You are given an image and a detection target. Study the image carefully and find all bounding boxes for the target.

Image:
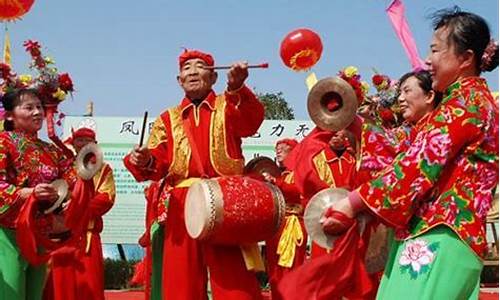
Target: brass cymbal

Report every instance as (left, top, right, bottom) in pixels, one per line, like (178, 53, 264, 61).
(244, 156, 281, 178)
(307, 77, 358, 131)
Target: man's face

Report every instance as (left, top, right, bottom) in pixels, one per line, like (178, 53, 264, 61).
(73, 136, 95, 153)
(177, 58, 217, 100)
(275, 143, 292, 166)
(329, 130, 348, 151)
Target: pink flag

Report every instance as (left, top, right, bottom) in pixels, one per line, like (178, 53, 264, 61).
(386, 0, 425, 70)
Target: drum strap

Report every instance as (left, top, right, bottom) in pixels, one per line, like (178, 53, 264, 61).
(182, 117, 207, 178)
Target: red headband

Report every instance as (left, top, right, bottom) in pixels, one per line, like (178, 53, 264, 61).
(72, 127, 96, 140)
(276, 138, 298, 149)
(179, 49, 214, 69)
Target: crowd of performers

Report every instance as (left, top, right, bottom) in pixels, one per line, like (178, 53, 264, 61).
(0, 7, 498, 300)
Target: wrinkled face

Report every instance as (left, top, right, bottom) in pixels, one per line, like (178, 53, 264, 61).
(73, 136, 96, 153)
(177, 58, 217, 100)
(329, 130, 348, 151)
(275, 143, 292, 166)
(426, 27, 462, 92)
(9, 93, 44, 134)
(398, 76, 434, 123)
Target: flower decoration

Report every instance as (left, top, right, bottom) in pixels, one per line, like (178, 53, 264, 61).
(337, 66, 369, 104)
(371, 72, 397, 108)
(23, 39, 74, 105)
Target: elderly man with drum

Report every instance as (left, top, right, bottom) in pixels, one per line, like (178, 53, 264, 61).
(124, 49, 265, 300)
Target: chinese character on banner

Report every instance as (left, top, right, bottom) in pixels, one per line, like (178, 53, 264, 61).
(120, 120, 139, 135)
(295, 123, 310, 137)
(270, 123, 285, 137)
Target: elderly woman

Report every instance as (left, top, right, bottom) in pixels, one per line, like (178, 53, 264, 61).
(323, 8, 498, 300)
(0, 88, 76, 299)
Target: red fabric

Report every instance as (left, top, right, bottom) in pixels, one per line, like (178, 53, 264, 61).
(130, 259, 147, 287)
(266, 215, 307, 300)
(44, 234, 105, 300)
(124, 87, 264, 182)
(162, 188, 262, 300)
(178, 49, 214, 69)
(277, 220, 374, 300)
(284, 127, 334, 197)
(275, 138, 298, 149)
(72, 127, 96, 140)
(124, 87, 264, 299)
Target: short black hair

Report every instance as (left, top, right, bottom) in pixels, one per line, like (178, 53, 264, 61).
(1, 88, 41, 131)
(398, 70, 442, 107)
(430, 7, 498, 72)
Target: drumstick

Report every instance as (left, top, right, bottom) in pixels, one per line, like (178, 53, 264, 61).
(202, 63, 269, 70)
(139, 111, 148, 147)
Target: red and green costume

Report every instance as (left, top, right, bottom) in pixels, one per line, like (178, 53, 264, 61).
(0, 130, 75, 300)
(356, 77, 498, 299)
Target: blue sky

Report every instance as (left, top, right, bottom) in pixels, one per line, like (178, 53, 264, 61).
(4, 0, 499, 120)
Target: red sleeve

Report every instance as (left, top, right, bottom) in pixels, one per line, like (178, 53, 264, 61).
(89, 164, 116, 218)
(275, 171, 302, 205)
(124, 115, 172, 182)
(0, 136, 23, 219)
(224, 85, 264, 137)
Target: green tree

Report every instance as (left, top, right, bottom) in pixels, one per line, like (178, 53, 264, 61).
(256, 91, 295, 120)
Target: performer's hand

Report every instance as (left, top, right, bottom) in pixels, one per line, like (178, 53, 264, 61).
(129, 145, 152, 168)
(33, 183, 59, 203)
(18, 188, 34, 201)
(227, 61, 249, 91)
(320, 197, 355, 236)
(262, 172, 276, 184)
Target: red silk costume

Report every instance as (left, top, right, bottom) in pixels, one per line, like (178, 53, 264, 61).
(265, 171, 307, 300)
(124, 85, 264, 300)
(44, 162, 115, 300)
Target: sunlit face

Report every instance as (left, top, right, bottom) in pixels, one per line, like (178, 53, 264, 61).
(425, 27, 462, 92)
(275, 143, 292, 166)
(8, 93, 44, 134)
(398, 76, 435, 123)
(73, 136, 96, 153)
(329, 130, 348, 151)
(177, 58, 217, 100)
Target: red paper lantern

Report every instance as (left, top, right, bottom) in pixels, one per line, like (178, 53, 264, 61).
(0, 0, 35, 21)
(280, 28, 323, 71)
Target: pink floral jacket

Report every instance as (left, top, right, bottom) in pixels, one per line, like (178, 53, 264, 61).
(357, 77, 499, 258)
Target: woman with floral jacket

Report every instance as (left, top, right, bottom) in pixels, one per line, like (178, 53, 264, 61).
(322, 8, 499, 299)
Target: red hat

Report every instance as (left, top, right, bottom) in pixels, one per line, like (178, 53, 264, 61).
(178, 49, 214, 69)
(72, 127, 96, 141)
(276, 138, 298, 149)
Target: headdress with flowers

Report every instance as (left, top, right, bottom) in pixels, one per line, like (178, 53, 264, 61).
(23, 40, 74, 106)
(0, 40, 73, 127)
(337, 66, 369, 105)
(371, 72, 397, 108)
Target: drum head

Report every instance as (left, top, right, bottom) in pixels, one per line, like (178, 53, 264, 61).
(244, 156, 281, 178)
(185, 180, 213, 240)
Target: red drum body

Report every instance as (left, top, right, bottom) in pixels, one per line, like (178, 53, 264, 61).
(185, 176, 285, 245)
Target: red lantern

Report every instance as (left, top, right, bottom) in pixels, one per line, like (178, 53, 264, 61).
(0, 0, 35, 21)
(280, 28, 323, 71)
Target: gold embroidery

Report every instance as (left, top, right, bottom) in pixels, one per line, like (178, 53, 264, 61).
(312, 150, 335, 187)
(283, 171, 294, 184)
(93, 163, 116, 202)
(167, 107, 191, 182)
(147, 117, 168, 150)
(210, 95, 244, 175)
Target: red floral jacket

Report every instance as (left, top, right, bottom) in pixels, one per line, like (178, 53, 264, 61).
(357, 77, 499, 258)
(0, 131, 76, 228)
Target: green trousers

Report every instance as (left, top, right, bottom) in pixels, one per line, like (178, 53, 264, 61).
(0, 227, 46, 300)
(150, 222, 164, 300)
(377, 226, 482, 300)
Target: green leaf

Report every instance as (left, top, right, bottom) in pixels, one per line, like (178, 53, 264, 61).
(420, 159, 442, 182)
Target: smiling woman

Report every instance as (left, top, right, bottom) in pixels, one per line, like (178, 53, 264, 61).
(0, 87, 77, 299)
